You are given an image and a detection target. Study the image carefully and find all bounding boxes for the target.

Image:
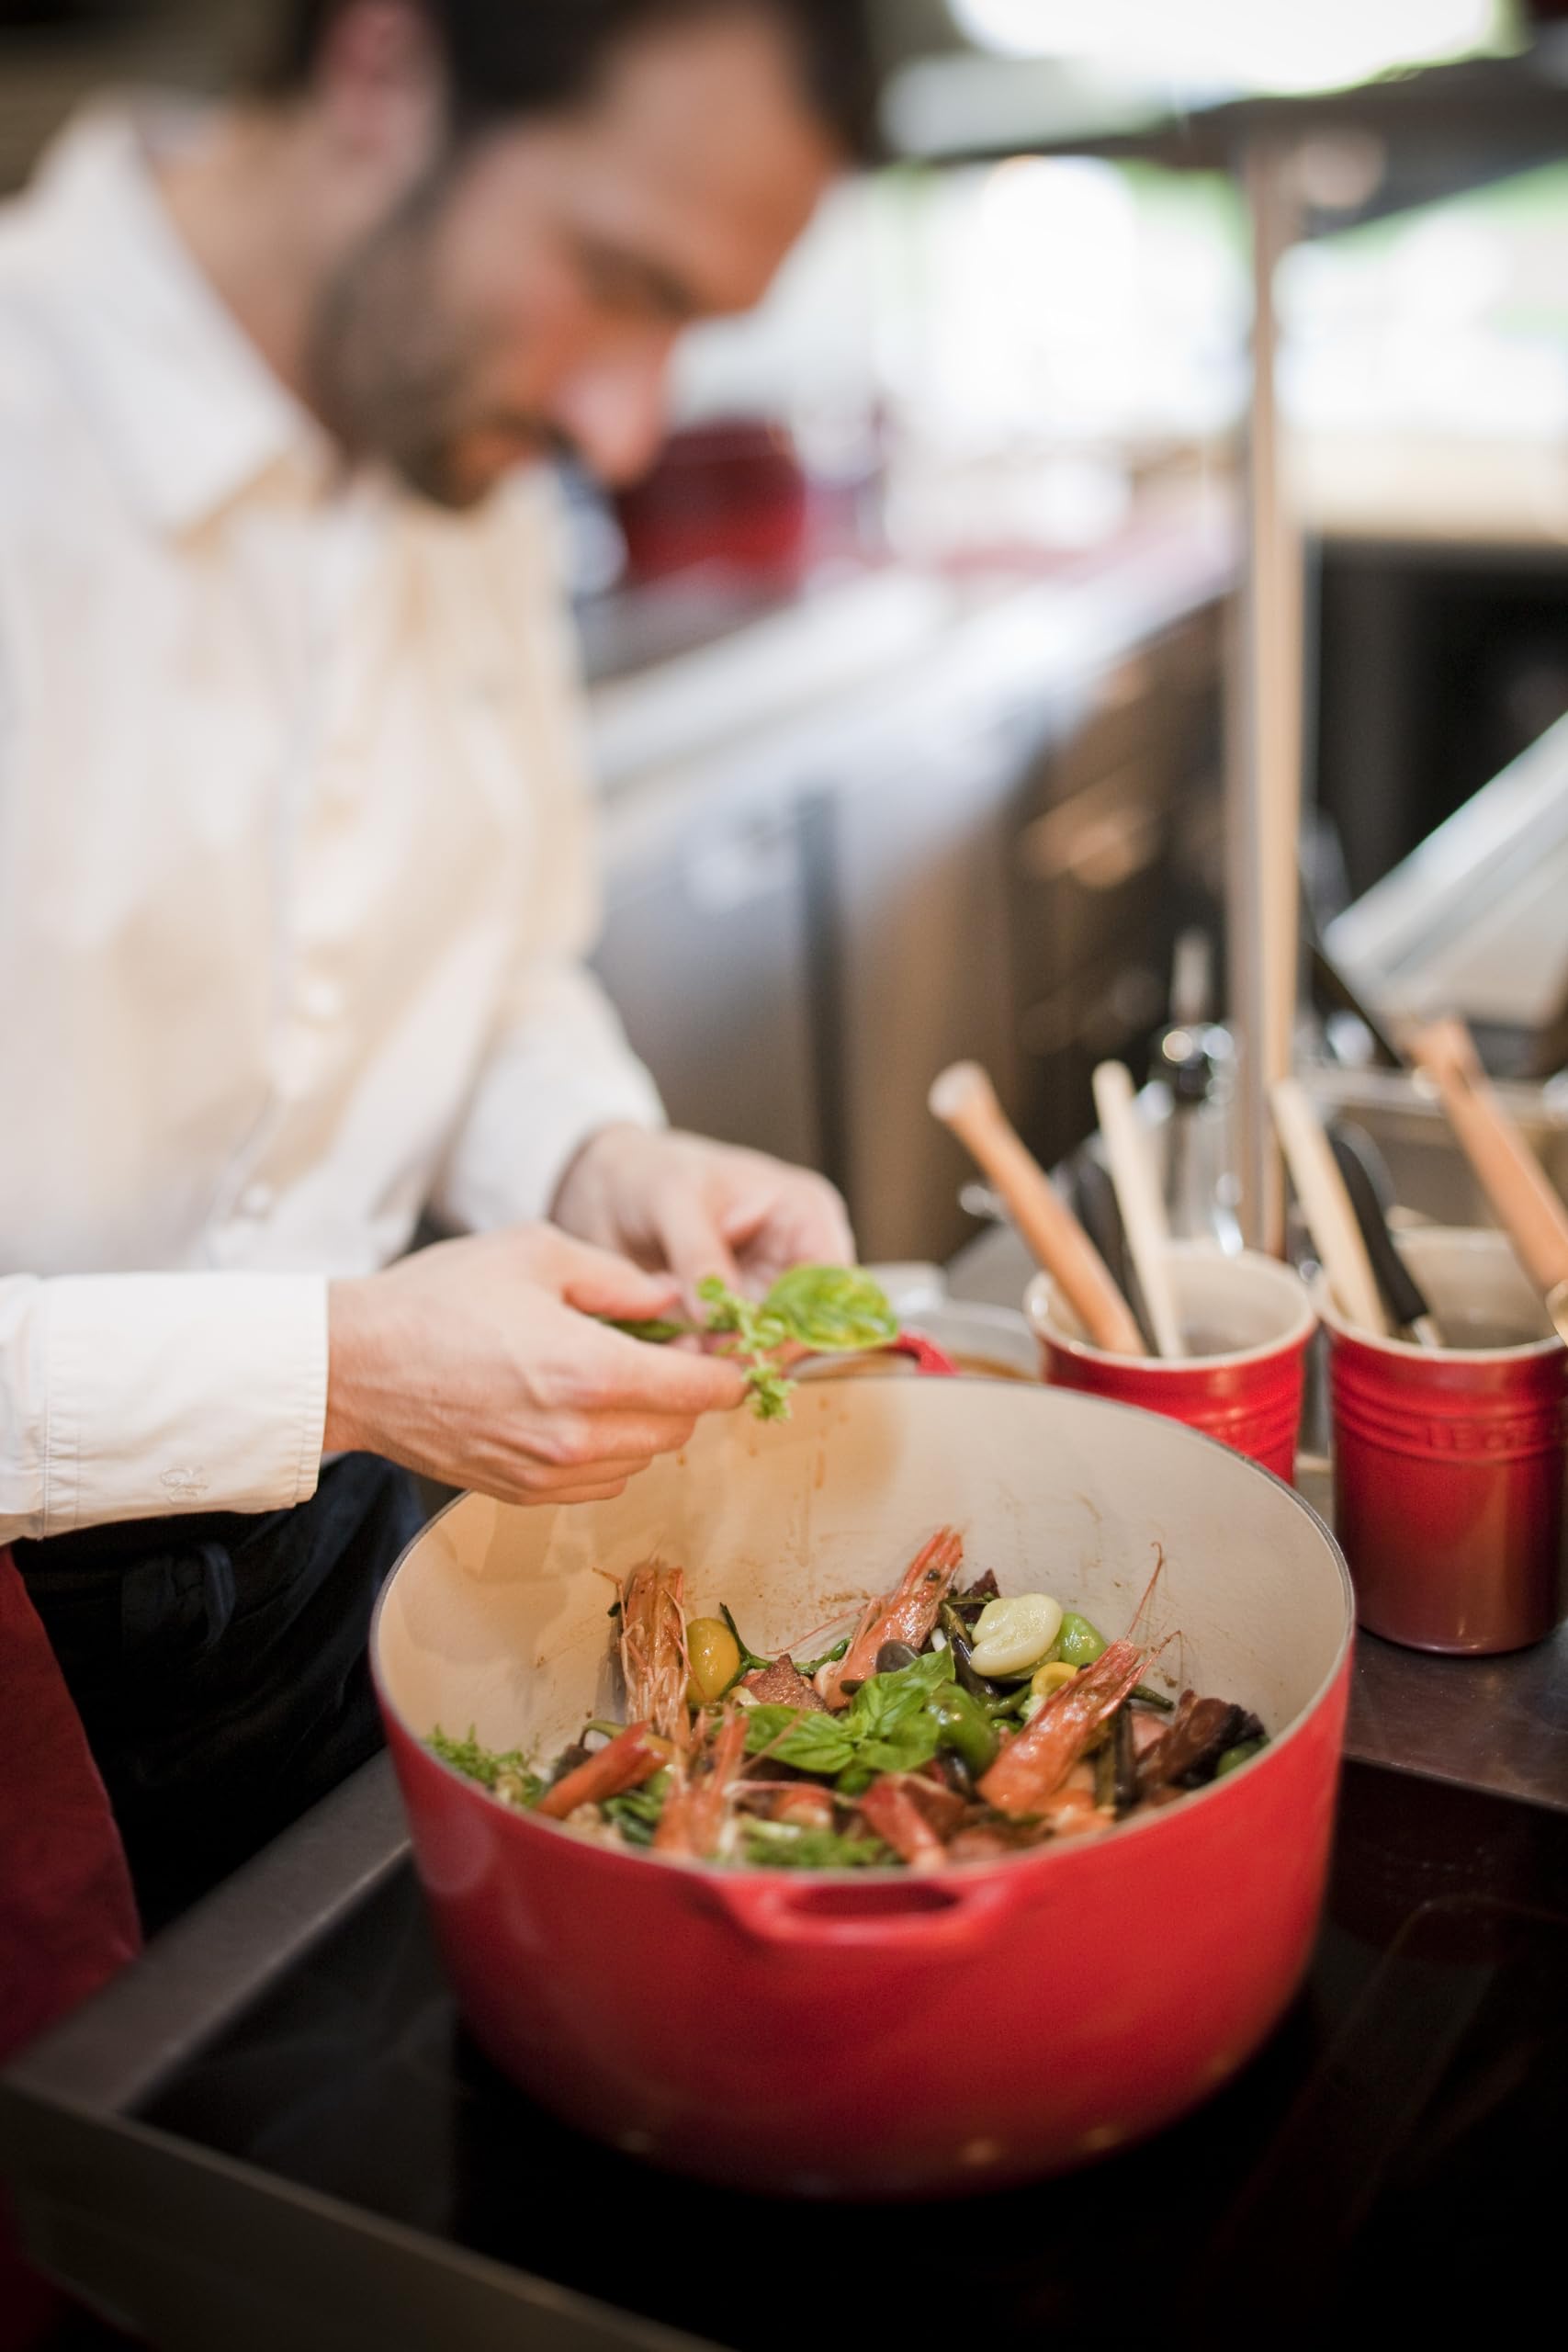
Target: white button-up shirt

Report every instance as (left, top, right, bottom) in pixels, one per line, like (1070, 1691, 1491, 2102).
(0, 107, 663, 1542)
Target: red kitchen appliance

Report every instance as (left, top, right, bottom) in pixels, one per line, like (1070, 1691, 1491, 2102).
(373, 1379, 1353, 2199)
(614, 418, 809, 584)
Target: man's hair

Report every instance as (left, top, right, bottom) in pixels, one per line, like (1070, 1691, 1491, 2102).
(255, 0, 883, 162)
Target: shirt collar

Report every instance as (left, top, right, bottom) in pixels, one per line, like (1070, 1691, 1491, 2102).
(25, 101, 333, 534)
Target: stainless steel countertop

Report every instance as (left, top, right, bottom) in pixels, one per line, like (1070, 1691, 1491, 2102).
(947, 1221, 1568, 1818)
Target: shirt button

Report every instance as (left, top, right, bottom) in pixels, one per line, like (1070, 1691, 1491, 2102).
(298, 974, 342, 1025)
(239, 1182, 275, 1217)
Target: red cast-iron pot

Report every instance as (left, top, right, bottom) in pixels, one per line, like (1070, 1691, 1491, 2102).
(373, 1379, 1353, 2199)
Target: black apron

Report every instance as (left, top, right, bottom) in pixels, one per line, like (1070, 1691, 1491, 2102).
(15, 1454, 425, 1929)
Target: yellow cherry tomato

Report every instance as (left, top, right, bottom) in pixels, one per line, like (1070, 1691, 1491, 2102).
(685, 1617, 741, 1706)
(1031, 1658, 1079, 1701)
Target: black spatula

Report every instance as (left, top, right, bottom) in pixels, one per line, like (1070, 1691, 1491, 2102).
(1328, 1125, 1441, 1347)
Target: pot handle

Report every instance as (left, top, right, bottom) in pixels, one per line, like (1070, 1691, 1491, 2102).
(714, 1871, 1015, 1951)
(888, 1331, 960, 1377)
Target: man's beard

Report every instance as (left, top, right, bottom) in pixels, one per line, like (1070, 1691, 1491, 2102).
(305, 178, 570, 509)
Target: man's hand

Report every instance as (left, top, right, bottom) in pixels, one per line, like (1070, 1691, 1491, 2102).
(550, 1127, 855, 1306)
(323, 1226, 748, 1505)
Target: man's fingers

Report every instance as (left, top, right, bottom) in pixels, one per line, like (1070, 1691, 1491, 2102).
(587, 1321, 750, 1414)
(721, 1178, 855, 1269)
(539, 1477, 633, 1507)
(591, 1411, 700, 1457)
(545, 1229, 684, 1322)
(651, 1193, 744, 1313)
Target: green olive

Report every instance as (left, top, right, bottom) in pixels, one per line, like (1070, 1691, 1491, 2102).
(686, 1617, 742, 1706)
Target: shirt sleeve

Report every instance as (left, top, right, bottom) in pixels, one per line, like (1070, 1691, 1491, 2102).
(425, 475, 664, 1234)
(0, 1272, 329, 1544)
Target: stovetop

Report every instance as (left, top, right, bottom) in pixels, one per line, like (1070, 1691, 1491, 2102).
(119, 1761, 1565, 2348)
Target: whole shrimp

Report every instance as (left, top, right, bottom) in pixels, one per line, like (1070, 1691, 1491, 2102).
(620, 1560, 691, 1749)
(978, 1638, 1150, 1819)
(654, 1708, 749, 1860)
(817, 1526, 964, 1709)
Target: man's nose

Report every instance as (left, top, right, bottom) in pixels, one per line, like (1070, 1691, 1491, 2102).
(553, 341, 675, 488)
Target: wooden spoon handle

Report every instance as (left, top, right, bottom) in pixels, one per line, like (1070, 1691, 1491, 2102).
(1270, 1079, 1388, 1336)
(930, 1063, 1146, 1355)
(1092, 1060, 1184, 1360)
(1412, 1019, 1568, 1295)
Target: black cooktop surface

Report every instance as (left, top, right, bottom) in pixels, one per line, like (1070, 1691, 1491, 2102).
(136, 1761, 1567, 2349)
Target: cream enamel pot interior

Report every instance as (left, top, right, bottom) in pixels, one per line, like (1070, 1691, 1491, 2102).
(373, 1379, 1353, 2199)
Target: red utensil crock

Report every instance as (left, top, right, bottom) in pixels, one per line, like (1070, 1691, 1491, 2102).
(1318, 1227, 1568, 1654)
(1027, 1242, 1315, 1484)
(614, 418, 808, 584)
(373, 1379, 1353, 2198)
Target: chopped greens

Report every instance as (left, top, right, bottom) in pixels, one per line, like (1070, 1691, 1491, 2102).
(739, 1819, 891, 1870)
(429, 1724, 543, 1804)
(601, 1772, 672, 1846)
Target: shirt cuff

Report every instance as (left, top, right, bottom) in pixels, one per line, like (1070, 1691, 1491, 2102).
(40, 1273, 329, 1535)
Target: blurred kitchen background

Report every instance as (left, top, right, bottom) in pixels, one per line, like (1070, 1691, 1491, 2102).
(8, 0, 1568, 1259)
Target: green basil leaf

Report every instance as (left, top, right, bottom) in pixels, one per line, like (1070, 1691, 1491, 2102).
(844, 1645, 953, 1736)
(838, 1714, 943, 1794)
(743, 1706, 856, 1777)
(763, 1266, 899, 1352)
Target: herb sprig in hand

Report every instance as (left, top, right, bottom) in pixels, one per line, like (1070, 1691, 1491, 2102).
(607, 1264, 898, 1422)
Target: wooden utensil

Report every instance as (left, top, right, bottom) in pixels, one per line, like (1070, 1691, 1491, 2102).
(1269, 1079, 1389, 1337)
(1412, 1018, 1568, 1343)
(1091, 1060, 1185, 1359)
(929, 1062, 1146, 1355)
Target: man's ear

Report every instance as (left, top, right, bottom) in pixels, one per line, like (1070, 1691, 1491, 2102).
(312, 0, 447, 184)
